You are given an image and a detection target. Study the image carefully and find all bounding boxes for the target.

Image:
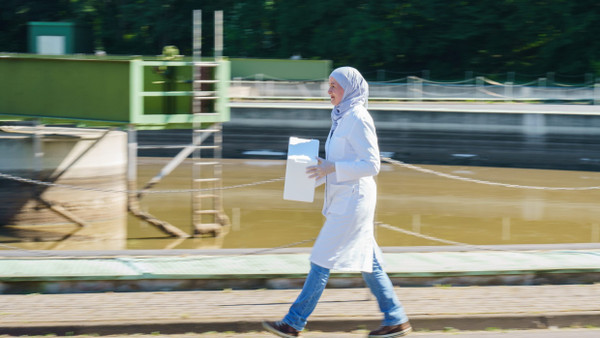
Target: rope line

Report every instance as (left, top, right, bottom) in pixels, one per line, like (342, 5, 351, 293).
(0, 243, 57, 256)
(375, 222, 504, 251)
(380, 157, 600, 191)
(421, 78, 475, 85)
(0, 172, 283, 194)
(233, 75, 595, 88)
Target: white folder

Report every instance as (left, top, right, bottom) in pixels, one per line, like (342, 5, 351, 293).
(283, 137, 319, 202)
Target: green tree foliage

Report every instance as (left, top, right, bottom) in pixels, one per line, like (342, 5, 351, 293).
(1, 0, 599, 80)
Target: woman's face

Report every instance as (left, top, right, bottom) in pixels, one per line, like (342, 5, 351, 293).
(328, 77, 344, 106)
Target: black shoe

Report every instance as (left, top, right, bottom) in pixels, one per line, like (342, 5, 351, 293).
(262, 320, 301, 337)
(368, 321, 412, 337)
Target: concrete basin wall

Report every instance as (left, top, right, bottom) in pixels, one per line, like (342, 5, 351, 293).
(229, 103, 600, 135)
(0, 126, 127, 226)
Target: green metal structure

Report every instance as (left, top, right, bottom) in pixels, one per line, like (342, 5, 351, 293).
(0, 56, 230, 129)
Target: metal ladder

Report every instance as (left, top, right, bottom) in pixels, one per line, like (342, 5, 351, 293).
(191, 10, 229, 236)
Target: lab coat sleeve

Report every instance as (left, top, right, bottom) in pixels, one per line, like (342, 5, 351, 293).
(335, 115, 380, 182)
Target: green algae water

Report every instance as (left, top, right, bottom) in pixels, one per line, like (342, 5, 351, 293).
(1, 158, 599, 251)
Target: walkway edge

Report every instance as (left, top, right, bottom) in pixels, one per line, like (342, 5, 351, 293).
(2, 312, 600, 336)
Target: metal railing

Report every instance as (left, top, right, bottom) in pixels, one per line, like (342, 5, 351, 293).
(228, 76, 600, 104)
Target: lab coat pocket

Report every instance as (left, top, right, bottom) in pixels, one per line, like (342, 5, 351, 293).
(327, 183, 357, 215)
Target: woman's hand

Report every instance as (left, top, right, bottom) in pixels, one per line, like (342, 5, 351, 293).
(306, 157, 335, 180)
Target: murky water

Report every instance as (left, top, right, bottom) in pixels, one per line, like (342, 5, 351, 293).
(2, 158, 600, 251)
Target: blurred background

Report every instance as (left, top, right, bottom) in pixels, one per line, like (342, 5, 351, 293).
(2, 0, 599, 82)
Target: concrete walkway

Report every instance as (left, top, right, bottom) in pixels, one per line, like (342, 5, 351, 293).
(0, 284, 599, 336)
(1, 248, 599, 293)
(0, 247, 599, 335)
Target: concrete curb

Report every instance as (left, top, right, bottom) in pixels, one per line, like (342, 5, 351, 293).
(2, 313, 600, 336)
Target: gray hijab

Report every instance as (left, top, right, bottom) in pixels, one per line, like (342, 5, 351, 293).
(329, 67, 369, 129)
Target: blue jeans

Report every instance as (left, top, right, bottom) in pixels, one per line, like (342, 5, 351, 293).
(282, 256, 409, 331)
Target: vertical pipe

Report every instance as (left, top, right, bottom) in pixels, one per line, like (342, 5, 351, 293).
(32, 119, 44, 179)
(129, 59, 143, 123)
(214, 123, 224, 222)
(192, 9, 202, 117)
(214, 10, 223, 60)
(127, 125, 137, 206)
(193, 10, 202, 59)
(192, 9, 202, 235)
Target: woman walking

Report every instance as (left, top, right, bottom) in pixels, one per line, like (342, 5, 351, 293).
(262, 67, 411, 338)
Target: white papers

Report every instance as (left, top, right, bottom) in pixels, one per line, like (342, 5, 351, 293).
(283, 137, 319, 202)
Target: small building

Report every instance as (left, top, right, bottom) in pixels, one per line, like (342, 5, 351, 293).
(28, 22, 92, 55)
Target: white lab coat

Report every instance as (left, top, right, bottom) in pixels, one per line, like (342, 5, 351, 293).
(309, 105, 383, 273)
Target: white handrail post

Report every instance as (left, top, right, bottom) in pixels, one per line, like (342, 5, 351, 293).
(594, 78, 600, 105)
(465, 71, 473, 82)
(546, 72, 554, 86)
(476, 76, 484, 99)
(538, 77, 546, 101)
(505, 82, 513, 102)
(409, 76, 422, 101)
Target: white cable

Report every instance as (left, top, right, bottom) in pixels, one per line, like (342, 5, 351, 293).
(380, 157, 600, 191)
(0, 172, 284, 194)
